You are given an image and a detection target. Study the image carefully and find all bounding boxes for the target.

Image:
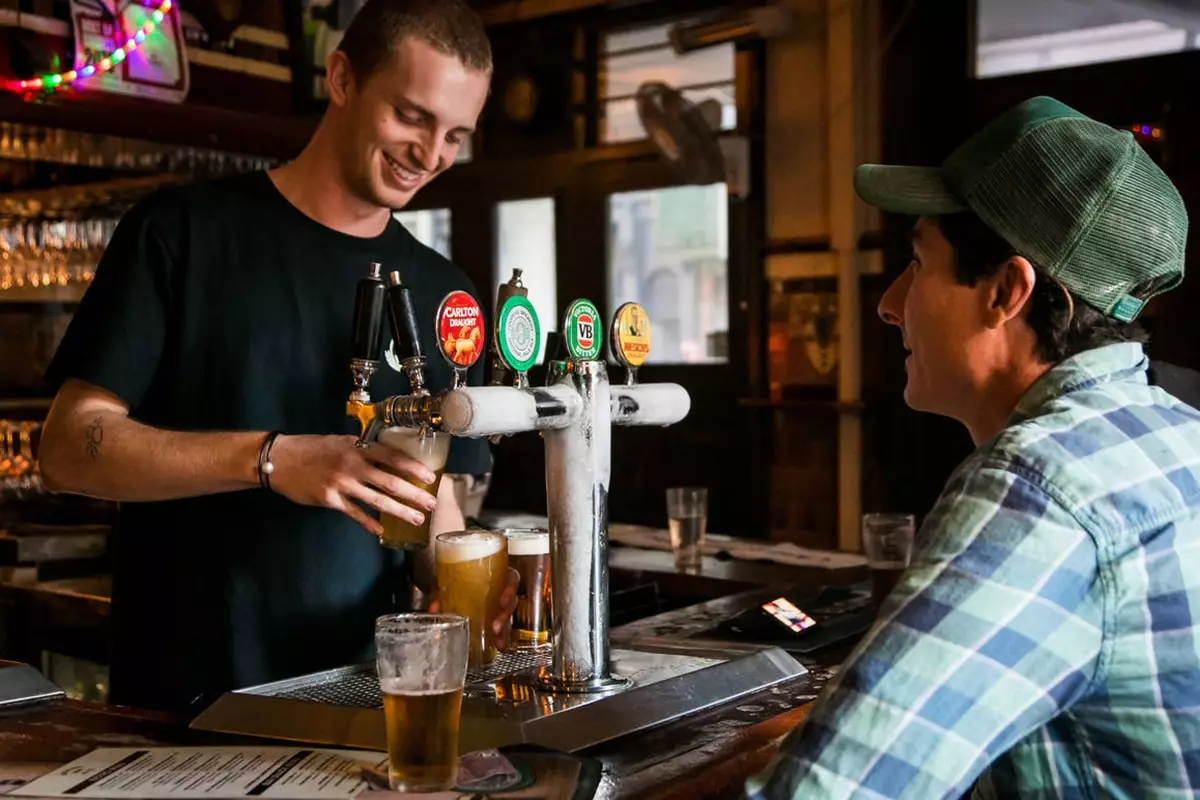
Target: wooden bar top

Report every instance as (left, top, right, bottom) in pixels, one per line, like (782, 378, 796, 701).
(0, 589, 841, 799)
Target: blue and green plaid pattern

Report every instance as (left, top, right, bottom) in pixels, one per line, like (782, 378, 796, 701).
(747, 343, 1200, 799)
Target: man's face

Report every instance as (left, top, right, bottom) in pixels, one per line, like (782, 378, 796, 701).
(333, 37, 490, 210)
(876, 217, 997, 419)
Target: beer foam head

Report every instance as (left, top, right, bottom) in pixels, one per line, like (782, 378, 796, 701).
(438, 531, 504, 562)
(377, 427, 451, 468)
(506, 531, 549, 556)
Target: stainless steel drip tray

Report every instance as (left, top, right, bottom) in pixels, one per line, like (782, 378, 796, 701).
(189, 643, 806, 754)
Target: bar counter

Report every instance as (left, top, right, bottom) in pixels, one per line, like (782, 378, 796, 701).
(0, 588, 845, 799)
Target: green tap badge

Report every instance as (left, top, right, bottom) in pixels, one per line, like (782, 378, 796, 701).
(496, 294, 541, 373)
(564, 298, 602, 360)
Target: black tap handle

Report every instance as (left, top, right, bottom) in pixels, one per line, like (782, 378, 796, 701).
(351, 263, 387, 361)
(545, 330, 568, 361)
(386, 271, 423, 361)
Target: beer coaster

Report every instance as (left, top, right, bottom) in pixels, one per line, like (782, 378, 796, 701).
(453, 750, 533, 793)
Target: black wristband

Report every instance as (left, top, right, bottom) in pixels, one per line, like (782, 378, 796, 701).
(257, 431, 283, 491)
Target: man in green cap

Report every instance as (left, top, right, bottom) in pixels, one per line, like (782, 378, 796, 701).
(747, 96, 1200, 798)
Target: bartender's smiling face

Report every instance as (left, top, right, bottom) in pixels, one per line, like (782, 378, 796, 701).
(327, 36, 491, 210)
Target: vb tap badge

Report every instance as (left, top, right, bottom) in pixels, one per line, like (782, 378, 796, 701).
(496, 294, 541, 377)
(436, 290, 485, 371)
(564, 298, 602, 361)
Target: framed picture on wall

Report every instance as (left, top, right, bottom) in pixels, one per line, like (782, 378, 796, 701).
(285, 0, 368, 111)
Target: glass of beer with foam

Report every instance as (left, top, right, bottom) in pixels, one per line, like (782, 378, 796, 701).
(375, 613, 468, 793)
(435, 530, 508, 667)
(377, 427, 450, 549)
(503, 529, 552, 651)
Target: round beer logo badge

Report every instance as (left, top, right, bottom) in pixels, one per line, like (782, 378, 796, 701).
(497, 295, 540, 373)
(611, 302, 651, 367)
(564, 298, 602, 360)
(436, 290, 484, 369)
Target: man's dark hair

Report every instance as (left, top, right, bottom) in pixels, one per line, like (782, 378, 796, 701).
(935, 213, 1147, 364)
(337, 0, 492, 87)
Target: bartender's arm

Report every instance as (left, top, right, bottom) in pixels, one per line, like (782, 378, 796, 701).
(40, 380, 438, 535)
(746, 462, 1104, 800)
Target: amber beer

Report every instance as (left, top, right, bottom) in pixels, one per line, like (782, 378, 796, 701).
(382, 682, 463, 791)
(861, 513, 915, 606)
(505, 529, 552, 649)
(375, 613, 468, 793)
(436, 531, 508, 667)
(377, 427, 450, 549)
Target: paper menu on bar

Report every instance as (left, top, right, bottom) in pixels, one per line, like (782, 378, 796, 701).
(5, 748, 387, 799)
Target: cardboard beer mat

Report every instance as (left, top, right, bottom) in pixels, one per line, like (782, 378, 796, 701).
(3, 747, 601, 800)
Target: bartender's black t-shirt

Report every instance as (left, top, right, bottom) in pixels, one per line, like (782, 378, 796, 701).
(45, 171, 492, 714)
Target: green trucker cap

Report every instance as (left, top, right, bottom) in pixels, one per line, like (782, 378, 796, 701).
(854, 96, 1188, 322)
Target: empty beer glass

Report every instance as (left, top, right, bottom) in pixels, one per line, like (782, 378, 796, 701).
(435, 530, 508, 667)
(375, 613, 468, 793)
(377, 427, 450, 550)
(666, 487, 708, 570)
(503, 529, 552, 651)
(862, 513, 915, 605)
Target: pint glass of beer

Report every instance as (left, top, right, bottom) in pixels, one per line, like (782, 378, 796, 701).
(375, 613, 468, 793)
(862, 513, 915, 605)
(377, 427, 450, 549)
(503, 529, 552, 651)
(435, 530, 508, 667)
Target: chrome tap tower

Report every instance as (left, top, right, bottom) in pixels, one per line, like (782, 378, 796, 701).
(347, 277, 689, 691)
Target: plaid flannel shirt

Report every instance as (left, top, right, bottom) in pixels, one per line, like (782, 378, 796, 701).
(747, 343, 1200, 799)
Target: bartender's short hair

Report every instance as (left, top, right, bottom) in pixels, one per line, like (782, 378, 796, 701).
(337, 0, 493, 85)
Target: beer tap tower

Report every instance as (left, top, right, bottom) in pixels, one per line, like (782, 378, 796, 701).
(348, 272, 693, 691)
(191, 268, 805, 752)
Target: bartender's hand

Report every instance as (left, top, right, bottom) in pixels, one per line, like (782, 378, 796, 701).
(428, 568, 520, 650)
(267, 434, 438, 536)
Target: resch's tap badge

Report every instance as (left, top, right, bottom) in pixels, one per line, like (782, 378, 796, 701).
(565, 298, 602, 360)
(612, 302, 651, 367)
(437, 290, 485, 368)
(497, 295, 541, 374)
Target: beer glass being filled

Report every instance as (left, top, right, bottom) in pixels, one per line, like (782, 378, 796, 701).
(503, 529, 552, 651)
(435, 530, 508, 667)
(377, 427, 450, 549)
(375, 613, 468, 793)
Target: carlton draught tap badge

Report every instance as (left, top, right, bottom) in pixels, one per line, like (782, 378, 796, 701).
(437, 290, 485, 368)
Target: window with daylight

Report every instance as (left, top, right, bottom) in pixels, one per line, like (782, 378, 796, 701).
(608, 184, 729, 364)
(495, 197, 558, 363)
(599, 21, 736, 144)
(393, 209, 451, 259)
(976, 0, 1200, 78)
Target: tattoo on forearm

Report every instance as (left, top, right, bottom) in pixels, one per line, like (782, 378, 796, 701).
(84, 416, 104, 460)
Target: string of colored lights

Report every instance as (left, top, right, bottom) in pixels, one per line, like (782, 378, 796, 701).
(4, 0, 174, 93)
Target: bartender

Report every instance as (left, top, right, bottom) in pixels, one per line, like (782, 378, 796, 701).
(36, 0, 514, 715)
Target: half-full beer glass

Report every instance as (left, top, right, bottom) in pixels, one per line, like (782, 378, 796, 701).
(377, 427, 450, 549)
(503, 529, 552, 651)
(375, 613, 468, 793)
(435, 530, 508, 667)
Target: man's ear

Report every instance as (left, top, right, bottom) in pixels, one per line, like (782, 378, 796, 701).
(325, 50, 355, 107)
(985, 256, 1037, 328)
